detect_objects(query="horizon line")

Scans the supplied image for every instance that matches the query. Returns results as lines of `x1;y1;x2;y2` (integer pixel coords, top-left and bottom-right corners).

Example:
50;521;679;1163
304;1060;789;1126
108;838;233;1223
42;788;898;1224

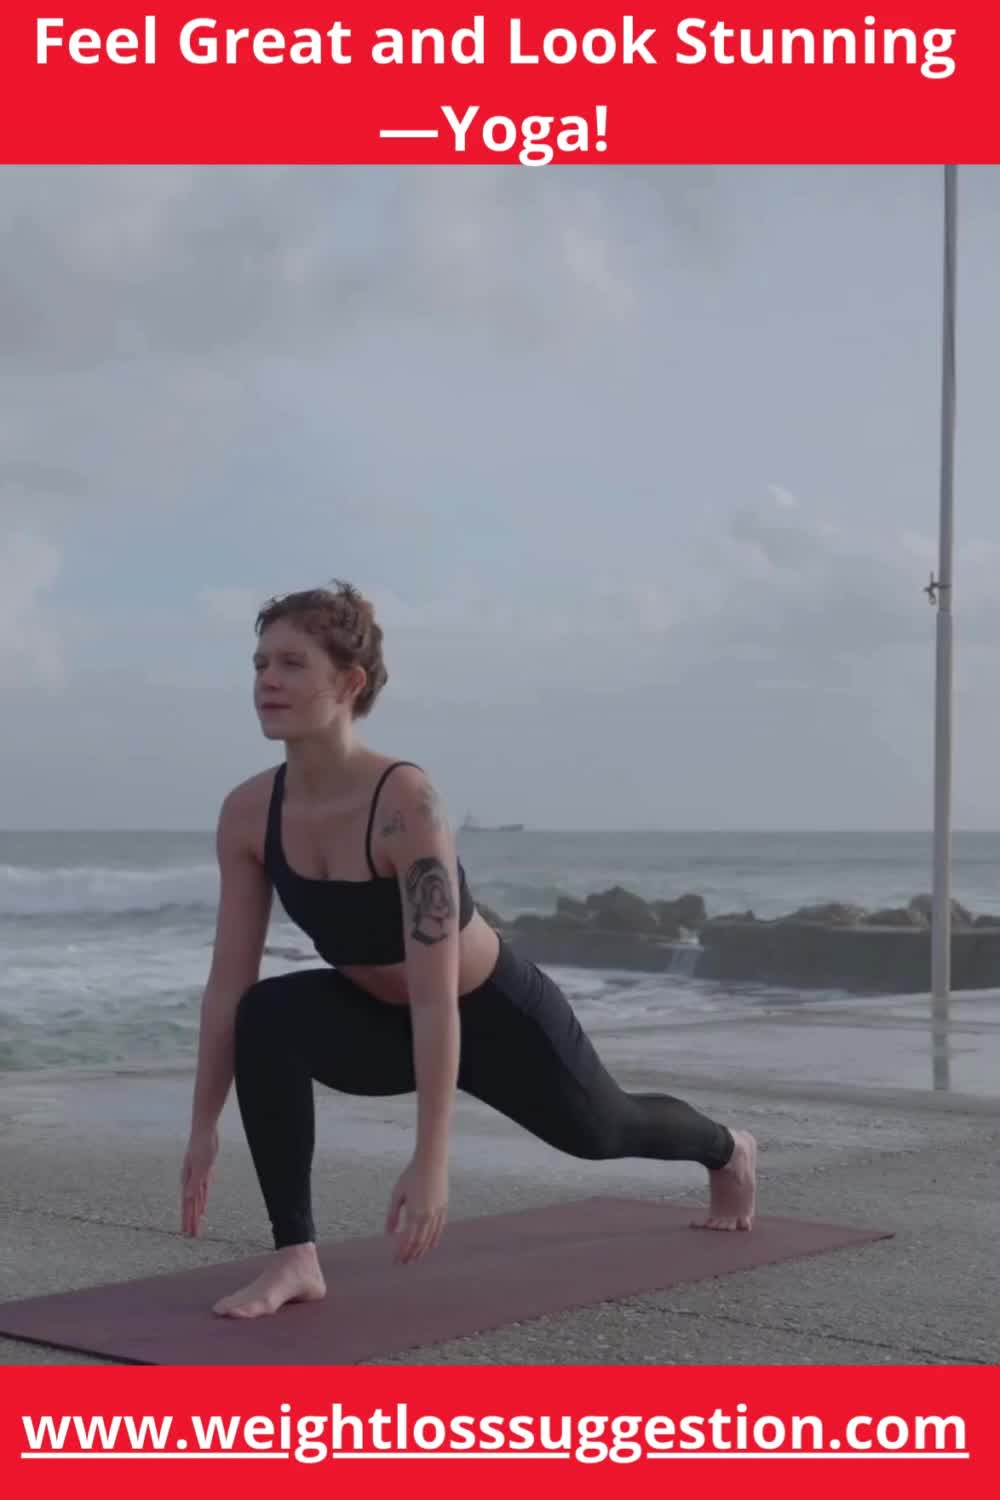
2;826;999;839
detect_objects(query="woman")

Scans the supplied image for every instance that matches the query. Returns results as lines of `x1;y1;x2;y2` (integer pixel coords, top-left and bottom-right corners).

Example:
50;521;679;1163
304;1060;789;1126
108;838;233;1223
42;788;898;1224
180;581;757;1320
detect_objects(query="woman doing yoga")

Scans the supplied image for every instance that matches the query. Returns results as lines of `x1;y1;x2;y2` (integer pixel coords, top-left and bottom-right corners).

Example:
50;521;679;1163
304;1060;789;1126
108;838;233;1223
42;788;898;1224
179;581;757;1319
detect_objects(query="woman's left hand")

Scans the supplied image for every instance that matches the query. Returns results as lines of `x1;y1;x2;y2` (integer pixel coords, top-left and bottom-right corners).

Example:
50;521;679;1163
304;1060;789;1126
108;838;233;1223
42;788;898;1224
386;1155;449;1264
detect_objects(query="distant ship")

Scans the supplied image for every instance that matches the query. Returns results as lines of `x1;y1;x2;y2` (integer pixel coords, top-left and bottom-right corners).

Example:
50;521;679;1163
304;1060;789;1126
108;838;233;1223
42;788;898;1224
459;813;525;833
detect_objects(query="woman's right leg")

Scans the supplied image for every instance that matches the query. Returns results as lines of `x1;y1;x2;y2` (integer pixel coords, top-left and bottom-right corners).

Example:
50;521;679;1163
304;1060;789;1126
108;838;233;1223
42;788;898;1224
233;966;415;1250
213;967;415;1320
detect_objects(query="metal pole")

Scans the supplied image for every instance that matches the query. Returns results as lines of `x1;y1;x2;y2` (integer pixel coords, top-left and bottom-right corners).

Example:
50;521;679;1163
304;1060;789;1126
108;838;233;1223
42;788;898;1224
930;164;958;1087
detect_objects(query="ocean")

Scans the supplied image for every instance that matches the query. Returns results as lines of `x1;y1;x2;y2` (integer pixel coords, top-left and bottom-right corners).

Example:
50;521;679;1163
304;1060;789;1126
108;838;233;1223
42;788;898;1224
2;827;998;1075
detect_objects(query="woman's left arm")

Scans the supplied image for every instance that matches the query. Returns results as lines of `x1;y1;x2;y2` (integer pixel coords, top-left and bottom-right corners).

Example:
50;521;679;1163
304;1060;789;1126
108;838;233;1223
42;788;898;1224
380;767;462;1263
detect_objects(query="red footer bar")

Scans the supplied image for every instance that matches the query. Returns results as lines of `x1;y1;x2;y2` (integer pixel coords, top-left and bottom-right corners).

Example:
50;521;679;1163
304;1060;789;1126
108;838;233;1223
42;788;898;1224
1;1365;996;1497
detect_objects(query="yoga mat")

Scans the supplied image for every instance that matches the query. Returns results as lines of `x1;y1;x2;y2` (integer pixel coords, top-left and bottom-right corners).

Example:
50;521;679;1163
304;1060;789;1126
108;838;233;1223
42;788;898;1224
0;1197;892;1365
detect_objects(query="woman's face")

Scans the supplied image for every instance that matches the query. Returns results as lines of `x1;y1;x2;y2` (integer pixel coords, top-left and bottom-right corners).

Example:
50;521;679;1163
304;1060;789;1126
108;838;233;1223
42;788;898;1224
253;620;355;739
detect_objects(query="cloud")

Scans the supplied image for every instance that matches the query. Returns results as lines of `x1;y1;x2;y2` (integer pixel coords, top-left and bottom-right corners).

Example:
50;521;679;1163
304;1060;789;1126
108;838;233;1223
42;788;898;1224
900;529;938;571
591;580;675;633
200;586;261;628
698;486;923;654
0;531;65;689
0;165;715;376
3;164;1000;832
0;163;724;543
194;478;1000;713
0;459;90;497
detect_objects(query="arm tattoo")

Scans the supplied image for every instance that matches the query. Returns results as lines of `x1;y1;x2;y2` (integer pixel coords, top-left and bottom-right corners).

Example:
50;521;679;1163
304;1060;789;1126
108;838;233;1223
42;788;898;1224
381;810;407;837
404;856;456;946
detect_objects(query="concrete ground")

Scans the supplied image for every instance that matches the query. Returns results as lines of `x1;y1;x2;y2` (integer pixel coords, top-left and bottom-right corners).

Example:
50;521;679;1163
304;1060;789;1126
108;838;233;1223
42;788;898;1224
1;986;998;1365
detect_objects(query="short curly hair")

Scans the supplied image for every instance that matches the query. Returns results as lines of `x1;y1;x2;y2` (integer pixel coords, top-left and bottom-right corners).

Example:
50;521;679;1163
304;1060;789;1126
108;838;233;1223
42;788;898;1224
255;580;388;719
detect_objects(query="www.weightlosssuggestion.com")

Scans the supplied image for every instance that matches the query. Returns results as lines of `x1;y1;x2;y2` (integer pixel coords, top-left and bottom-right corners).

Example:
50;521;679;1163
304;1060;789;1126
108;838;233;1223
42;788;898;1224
19;1401;970;1465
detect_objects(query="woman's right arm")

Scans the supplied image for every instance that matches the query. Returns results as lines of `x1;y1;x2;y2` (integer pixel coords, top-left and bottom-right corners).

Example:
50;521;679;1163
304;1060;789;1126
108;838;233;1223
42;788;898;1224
189;784;273;1134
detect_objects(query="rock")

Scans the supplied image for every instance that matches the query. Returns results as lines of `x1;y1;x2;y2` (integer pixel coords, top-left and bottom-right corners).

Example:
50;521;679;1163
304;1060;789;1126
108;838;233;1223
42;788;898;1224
489;880;1000;991
779;902;867;927
503;923;675;974
584;885;660;934
908;894;975;928
701;911;756;934
864;907;928;928
697;918;1000;993
652;894;707;933
512;910;597;936
555;896;593;926
475;902;506;930
511;913;556;934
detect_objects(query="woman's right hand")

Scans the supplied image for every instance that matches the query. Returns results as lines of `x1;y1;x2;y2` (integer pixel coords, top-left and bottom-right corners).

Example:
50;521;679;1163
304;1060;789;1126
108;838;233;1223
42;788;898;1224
180;1125;219;1237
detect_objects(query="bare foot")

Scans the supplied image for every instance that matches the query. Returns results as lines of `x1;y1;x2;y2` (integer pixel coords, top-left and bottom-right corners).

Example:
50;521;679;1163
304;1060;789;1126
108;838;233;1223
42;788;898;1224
212;1243;327;1319
690;1130;757;1232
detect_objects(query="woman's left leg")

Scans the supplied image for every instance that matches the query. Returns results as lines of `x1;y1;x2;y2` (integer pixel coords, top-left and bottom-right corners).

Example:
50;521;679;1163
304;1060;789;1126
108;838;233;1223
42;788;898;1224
457;943;756;1228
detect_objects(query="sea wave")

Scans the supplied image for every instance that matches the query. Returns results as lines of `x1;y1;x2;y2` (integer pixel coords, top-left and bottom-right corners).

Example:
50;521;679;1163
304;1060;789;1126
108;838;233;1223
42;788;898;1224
1;904;218;940
0;863;218;918
0;991;202;1073
473;880;568;916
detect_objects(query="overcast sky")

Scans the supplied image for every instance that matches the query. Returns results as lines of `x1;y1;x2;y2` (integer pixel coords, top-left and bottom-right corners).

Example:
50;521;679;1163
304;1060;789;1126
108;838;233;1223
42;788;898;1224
2;164;999;832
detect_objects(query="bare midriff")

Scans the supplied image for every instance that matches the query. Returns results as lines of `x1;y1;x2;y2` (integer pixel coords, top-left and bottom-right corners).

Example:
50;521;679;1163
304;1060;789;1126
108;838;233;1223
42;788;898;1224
337;912;501;1006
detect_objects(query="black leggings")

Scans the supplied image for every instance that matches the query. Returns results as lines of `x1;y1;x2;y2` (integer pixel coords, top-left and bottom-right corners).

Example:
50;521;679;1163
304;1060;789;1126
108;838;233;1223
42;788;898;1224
233;939;735;1249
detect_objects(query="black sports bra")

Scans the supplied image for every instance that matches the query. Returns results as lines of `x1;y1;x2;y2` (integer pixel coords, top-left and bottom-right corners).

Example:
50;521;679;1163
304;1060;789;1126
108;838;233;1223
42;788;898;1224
264;761;475;967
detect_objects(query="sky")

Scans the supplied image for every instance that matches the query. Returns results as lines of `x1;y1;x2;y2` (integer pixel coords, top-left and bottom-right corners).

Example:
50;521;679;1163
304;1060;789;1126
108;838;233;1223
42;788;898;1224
2;163;999;833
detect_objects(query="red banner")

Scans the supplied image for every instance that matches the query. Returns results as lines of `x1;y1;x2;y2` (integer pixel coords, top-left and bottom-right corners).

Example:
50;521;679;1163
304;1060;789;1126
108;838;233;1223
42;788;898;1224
1;1365;996;1498
0;2;996;164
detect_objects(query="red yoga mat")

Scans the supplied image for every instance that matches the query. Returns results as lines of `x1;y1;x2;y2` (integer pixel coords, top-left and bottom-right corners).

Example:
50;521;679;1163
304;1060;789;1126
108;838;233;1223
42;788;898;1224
0;1196;892;1365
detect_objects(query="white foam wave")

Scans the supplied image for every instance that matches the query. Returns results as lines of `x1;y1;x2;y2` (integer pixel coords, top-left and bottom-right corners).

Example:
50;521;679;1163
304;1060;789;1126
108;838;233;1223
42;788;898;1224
542;964;718;1021
0;862;219;917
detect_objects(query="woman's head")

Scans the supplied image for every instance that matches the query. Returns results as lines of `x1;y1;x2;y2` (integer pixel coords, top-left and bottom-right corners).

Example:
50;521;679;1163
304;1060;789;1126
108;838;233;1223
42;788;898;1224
252;581;388;738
